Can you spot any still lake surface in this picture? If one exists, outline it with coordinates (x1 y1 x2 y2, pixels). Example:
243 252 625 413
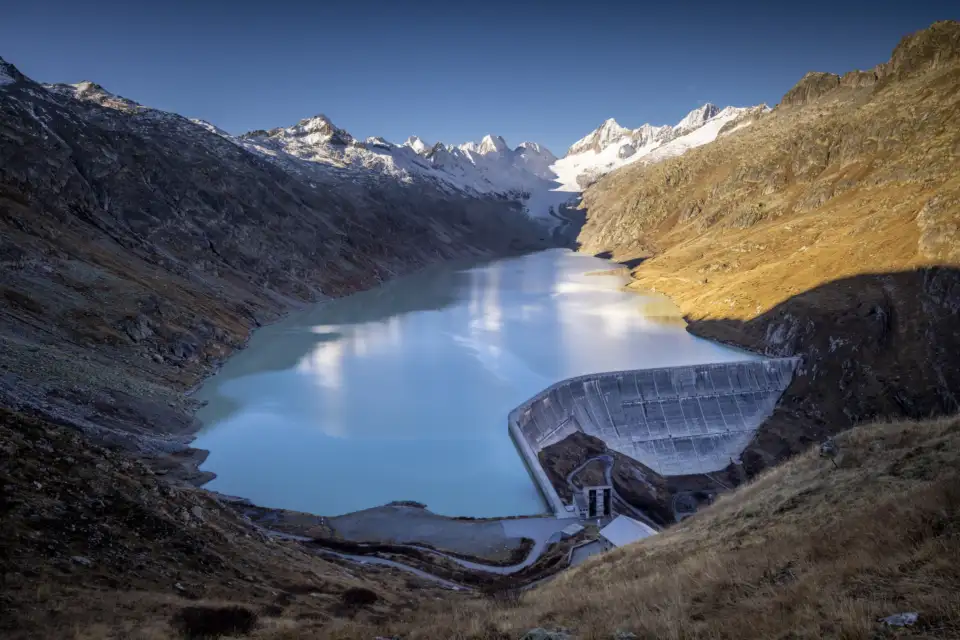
192 249 752 517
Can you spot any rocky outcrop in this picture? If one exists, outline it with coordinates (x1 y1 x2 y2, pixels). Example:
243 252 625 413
779 71 841 106
839 69 878 89
691 268 960 472
881 19 960 80
779 21 960 108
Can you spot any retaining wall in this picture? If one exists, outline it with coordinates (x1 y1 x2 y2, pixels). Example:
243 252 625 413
509 358 800 516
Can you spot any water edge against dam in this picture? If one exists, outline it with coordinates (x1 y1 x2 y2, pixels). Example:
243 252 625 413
191 249 757 517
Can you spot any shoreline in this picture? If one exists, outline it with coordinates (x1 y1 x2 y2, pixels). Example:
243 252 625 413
159 246 560 540
170 245 767 551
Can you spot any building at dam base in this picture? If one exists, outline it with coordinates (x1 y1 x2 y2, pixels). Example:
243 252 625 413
509 358 800 516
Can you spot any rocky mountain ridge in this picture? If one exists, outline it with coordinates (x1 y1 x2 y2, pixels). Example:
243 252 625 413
576 19 960 475
32 70 776 220
782 19 960 106
28 73 566 219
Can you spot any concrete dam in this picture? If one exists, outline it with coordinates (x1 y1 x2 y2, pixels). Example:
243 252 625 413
509 358 801 516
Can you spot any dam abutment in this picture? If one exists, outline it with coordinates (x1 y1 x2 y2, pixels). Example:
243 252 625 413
508 358 800 517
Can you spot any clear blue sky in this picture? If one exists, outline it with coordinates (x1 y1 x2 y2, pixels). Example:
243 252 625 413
1 0 955 154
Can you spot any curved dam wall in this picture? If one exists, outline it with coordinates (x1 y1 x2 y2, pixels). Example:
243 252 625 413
509 358 800 516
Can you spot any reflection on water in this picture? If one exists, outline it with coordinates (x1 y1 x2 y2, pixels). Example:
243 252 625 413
192 249 753 517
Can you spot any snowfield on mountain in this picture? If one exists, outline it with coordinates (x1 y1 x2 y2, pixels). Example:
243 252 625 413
551 103 767 191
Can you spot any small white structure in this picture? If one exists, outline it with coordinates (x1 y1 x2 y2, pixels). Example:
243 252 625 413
599 515 657 550
561 523 585 538
573 485 612 519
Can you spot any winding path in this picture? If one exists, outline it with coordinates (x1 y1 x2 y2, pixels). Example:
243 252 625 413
299 459 663 588
261 457 664 590
264 516 579 590
256 458 662 591
565 455 661 530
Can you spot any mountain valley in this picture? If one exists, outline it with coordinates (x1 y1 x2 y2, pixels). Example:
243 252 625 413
1 18 960 640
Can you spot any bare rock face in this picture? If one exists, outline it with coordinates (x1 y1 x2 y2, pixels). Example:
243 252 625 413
881 19 960 80
839 69 878 89
917 196 960 262
780 71 841 107
119 315 154 342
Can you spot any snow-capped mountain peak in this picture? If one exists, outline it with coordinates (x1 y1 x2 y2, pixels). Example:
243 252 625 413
512 141 558 180
551 102 763 191
566 117 633 155
477 134 509 155
403 135 430 154
295 114 335 132
0 57 27 87
284 114 353 146
673 103 720 135
515 141 555 159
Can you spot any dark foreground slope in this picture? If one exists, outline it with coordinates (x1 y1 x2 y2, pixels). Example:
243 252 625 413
6 406 957 639
0 60 549 477
575 21 960 474
0 408 455 639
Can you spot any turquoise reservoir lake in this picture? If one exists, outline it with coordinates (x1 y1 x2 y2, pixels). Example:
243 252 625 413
192 249 751 517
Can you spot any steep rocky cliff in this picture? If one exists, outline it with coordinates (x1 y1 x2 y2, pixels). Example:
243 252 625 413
0 60 550 473
577 20 960 472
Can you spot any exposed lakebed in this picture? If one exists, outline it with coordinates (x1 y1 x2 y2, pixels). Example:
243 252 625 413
192 249 752 517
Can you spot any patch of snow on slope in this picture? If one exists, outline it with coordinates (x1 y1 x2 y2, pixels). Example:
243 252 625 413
191 118 233 138
638 106 749 165
551 104 757 191
403 136 430 154
721 121 753 136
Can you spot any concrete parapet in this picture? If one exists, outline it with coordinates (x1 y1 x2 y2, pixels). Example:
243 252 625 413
509 358 800 516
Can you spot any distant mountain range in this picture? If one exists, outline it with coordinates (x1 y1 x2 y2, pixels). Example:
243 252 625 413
221 101 765 216
552 103 768 191
3 55 764 219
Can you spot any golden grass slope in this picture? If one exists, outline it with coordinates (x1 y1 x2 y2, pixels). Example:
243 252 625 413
578 20 960 323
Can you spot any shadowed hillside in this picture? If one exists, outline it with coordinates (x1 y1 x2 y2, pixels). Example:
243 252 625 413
691 268 960 474
0 408 449 639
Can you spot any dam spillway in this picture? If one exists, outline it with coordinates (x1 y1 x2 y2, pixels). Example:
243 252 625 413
509 358 800 516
